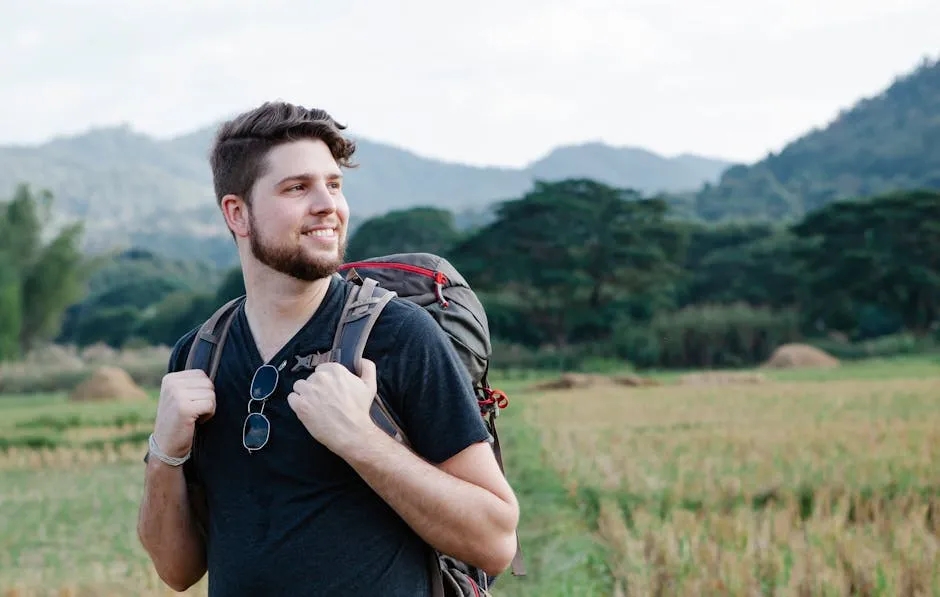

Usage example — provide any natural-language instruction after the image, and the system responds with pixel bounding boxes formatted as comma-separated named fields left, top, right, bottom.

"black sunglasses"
left=243, top=364, right=280, bottom=453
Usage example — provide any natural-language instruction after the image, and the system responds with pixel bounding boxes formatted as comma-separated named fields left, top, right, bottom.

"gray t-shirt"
left=165, top=275, right=492, bottom=596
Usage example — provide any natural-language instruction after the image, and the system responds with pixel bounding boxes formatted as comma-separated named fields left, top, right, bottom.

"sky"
left=2, top=0, right=938, bottom=168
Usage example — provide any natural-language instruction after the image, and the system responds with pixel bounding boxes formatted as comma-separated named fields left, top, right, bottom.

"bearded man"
left=136, top=101, right=520, bottom=596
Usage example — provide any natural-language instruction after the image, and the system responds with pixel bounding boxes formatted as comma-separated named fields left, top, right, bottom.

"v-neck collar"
left=238, top=275, right=342, bottom=371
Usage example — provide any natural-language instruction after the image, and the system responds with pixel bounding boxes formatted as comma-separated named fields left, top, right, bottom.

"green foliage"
left=615, top=303, right=802, bottom=369
left=805, top=332, right=939, bottom=362
left=19, top=222, right=90, bottom=351
left=792, top=189, right=940, bottom=335
left=683, top=232, right=805, bottom=309
left=133, top=291, right=218, bottom=347
left=0, top=256, right=21, bottom=360
left=215, top=266, right=246, bottom=303
left=57, top=248, right=225, bottom=348
left=3, top=177, right=939, bottom=371
left=346, top=207, right=463, bottom=262
left=451, top=179, right=686, bottom=345
left=0, top=184, right=92, bottom=358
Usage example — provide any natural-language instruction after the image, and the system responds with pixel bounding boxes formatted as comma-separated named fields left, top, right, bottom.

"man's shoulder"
left=377, top=293, right=424, bottom=324
left=370, top=294, right=439, bottom=343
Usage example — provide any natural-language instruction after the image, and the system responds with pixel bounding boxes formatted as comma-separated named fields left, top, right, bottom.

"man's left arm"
left=341, top=411, right=519, bottom=577
left=286, top=310, right=520, bottom=576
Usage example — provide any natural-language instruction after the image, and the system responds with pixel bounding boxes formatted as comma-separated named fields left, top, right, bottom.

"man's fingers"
left=187, top=397, right=216, bottom=414
left=179, top=377, right=215, bottom=391
left=287, top=392, right=303, bottom=414
left=181, top=390, right=216, bottom=403
left=170, top=369, right=212, bottom=382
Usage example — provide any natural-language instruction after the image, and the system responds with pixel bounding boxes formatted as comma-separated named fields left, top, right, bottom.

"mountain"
left=695, top=55, right=940, bottom=221
left=0, top=123, right=730, bottom=267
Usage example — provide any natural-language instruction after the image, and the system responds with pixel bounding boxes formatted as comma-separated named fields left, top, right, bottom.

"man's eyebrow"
left=275, top=172, right=344, bottom=186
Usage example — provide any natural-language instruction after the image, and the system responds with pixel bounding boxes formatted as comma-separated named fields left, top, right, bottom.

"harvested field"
left=525, top=371, right=940, bottom=595
left=2, top=357, right=939, bottom=596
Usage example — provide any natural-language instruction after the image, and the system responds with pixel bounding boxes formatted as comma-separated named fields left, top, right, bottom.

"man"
left=137, top=101, right=520, bottom=596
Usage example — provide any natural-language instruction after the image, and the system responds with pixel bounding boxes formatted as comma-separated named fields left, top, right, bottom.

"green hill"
left=0, top=124, right=730, bottom=268
left=695, top=55, right=940, bottom=221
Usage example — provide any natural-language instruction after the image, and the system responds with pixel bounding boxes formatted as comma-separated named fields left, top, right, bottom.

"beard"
left=248, top=213, right=346, bottom=282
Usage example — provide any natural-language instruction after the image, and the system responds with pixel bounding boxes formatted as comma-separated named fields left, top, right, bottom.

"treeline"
left=1, top=180, right=938, bottom=371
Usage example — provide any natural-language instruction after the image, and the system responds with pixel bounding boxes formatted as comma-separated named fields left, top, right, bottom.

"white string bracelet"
left=148, top=433, right=191, bottom=466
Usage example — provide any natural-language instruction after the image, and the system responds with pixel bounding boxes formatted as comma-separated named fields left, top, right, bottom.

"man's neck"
left=242, top=269, right=334, bottom=364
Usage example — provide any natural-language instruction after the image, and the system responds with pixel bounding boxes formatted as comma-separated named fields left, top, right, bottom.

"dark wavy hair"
left=209, top=101, right=357, bottom=207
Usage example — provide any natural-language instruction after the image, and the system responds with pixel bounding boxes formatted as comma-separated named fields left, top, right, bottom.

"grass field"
left=1, top=355, right=938, bottom=596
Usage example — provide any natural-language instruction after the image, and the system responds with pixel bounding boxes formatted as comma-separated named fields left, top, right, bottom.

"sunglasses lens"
left=243, top=413, right=270, bottom=450
left=251, top=364, right=279, bottom=401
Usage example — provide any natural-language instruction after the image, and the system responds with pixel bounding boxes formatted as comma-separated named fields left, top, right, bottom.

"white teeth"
left=306, top=229, right=335, bottom=237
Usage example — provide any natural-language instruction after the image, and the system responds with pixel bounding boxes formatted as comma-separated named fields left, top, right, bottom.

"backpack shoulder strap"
left=332, top=278, right=410, bottom=446
left=184, top=295, right=245, bottom=380
left=180, top=295, right=244, bottom=541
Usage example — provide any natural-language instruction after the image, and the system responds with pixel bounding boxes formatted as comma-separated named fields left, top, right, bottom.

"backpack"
left=183, top=252, right=526, bottom=597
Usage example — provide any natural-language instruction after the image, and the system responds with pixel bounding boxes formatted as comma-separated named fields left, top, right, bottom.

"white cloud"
left=0, top=0, right=938, bottom=167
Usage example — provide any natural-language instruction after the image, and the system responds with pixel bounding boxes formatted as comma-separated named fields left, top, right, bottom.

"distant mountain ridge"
left=0, top=123, right=732, bottom=266
left=4, top=54, right=938, bottom=267
left=695, top=54, right=940, bottom=220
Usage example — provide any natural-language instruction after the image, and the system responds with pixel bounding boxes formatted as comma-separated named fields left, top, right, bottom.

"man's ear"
left=221, top=194, right=250, bottom=238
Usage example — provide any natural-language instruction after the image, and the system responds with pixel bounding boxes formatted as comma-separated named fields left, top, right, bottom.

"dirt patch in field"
left=69, top=366, right=149, bottom=402
left=532, top=372, right=659, bottom=391
left=761, top=343, right=840, bottom=369
left=612, top=374, right=660, bottom=387
left=678, top=371, right=766, bottom=385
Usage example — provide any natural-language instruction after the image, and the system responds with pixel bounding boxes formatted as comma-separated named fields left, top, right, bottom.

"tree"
left=0, top=184, right=92, bottom=358
left=449, top=179, right=686, bottom=347
left=345, top=207, right=462, bottom=262
left=0, top=254, right=21, bottom=360
left=792, top=189, right=940, bottom=335
left=683, top=232, right=806, bottom=310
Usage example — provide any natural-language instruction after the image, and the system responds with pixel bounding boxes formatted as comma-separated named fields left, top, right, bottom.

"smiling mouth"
left=303, top=228, right=337, bottom=238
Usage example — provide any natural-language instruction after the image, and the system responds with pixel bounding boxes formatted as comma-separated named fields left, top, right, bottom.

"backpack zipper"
left=340, top=261, right=450, bottom=307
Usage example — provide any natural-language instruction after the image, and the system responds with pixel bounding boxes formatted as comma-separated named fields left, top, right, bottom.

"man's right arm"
left=137, top=363, right=217, bottom=592
left=137, top=455, right=207, bottom=591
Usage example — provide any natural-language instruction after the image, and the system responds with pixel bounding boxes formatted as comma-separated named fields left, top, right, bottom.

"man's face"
left=245, top=138, right=350, bottom=281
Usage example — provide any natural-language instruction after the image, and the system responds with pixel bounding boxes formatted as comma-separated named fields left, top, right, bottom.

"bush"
left=613, top=303, right=802, bottom=369
left=806, top=332, right=939, bottom=360
left=489, top=340, right=631, bottom=375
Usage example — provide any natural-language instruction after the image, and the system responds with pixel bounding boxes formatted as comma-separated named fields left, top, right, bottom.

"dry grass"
left=3, top=358, right=939, bottom=595
left=596, top=493, right=939, bottom=596
left=527, top=375, right=940, bottom=595
left=529, top=378, right=940, bottom=497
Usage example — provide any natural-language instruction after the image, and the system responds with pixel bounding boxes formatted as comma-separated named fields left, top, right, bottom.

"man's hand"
left=152, top=370, right=217, bottom=459
left=286, top=360, right=378, bottom=455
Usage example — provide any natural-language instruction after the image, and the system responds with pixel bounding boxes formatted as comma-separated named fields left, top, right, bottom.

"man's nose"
left=308, top=182, right=337, bottom=213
